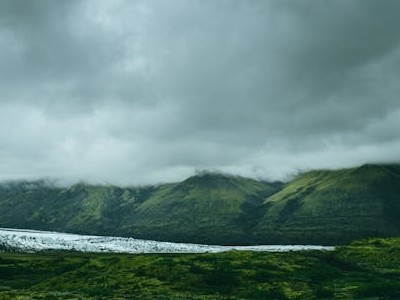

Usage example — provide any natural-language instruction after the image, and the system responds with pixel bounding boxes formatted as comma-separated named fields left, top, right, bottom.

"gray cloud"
left=1, top=0, right=400, bottom=185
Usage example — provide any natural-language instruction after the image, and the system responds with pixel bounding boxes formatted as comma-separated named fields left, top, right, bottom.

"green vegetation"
left=1, top=238, right=400, bottom=299
left=256, top=164, right=400, bottom=244
left=0, top=173, right=281, bottom=245
left=1, top=164, right=400, bottom=245
left=129, top=173, right=279, bottom=244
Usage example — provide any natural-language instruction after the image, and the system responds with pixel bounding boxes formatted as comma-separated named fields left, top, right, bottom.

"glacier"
left=0, top=228, right=334, bottom=254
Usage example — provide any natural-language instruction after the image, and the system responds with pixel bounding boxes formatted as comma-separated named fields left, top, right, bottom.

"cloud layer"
left=1, top=0, right=400, bottom=185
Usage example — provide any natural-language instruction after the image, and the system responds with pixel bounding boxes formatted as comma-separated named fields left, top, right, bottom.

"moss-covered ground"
left=0, top=237, right=400, bottom=299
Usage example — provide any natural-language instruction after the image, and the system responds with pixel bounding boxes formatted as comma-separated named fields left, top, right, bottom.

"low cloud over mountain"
left=1, top=0, right=400, bottom=184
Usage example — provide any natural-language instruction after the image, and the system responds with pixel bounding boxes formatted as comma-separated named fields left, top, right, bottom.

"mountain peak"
left=352, top=163, right=400, bottom=177
left=180, top=171, right=237, bottom=189
left=0, top=179, right=56, bottom=190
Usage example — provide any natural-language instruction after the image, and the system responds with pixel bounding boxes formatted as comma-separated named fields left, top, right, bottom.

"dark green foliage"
left=278, top=197, right=303, bottom=222
left=203, top=259, right=242, bottom=296
left=1, top=238, right=400, bottom=299
left=235, top=194, right=270, bottom=235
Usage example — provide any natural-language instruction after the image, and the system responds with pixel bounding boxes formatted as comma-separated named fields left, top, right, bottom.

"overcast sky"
left=1, top=0, right=400, bottom=185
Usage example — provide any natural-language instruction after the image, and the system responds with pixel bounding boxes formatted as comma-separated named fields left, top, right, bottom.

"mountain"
left=254, top=164, right=400, bottom=244
left=0, top=173, right=281, bottom=245
left=0, top=164, right=400, bottom=245
left=127, top=173, right=281, bottom=244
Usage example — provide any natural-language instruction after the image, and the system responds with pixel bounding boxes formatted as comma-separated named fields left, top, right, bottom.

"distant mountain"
left=1, top=165, right=400, bottom=245
left=0, top=173, right=281, bottom=245
left=254, top=164, right=400, bottom=244
left=128, top=173, right=280, bottom=244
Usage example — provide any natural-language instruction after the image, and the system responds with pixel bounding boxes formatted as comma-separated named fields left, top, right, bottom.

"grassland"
left=1, top=238, right=400, bottom=299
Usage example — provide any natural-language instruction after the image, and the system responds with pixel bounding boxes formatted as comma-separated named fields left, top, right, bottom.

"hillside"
left=0, top=180, right=159, bottom=237
left=0, top=173, right=281, bottom=245
left=255, top=164, right=400, bottom=244
left=128, top=173, right=280, bottom=244
left=0, top=164, right=400, bottom=245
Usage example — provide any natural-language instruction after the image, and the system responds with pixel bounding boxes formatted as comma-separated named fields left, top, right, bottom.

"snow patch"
left=0, top=228, right=334, bottom=254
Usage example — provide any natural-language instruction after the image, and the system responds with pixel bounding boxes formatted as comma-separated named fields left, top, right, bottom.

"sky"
left=1, top=0, right=400, bottom=185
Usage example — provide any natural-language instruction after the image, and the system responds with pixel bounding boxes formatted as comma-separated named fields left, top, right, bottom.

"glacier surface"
left=0, top=228, right=334, bottom=254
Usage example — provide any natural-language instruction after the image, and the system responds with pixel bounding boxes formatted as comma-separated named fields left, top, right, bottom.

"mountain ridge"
left=1, top=164, right=400, bottom=245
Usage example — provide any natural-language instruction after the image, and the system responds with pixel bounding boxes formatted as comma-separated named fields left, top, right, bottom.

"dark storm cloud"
left=1, top=0, right=400, bottom=184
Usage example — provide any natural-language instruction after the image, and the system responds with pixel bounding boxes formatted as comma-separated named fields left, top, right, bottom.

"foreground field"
left=1, top=238, right=400, bottom=299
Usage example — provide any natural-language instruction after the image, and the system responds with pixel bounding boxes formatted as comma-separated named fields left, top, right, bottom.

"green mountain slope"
left=0, top=180, right=158, bottom=236
left=0, top=164, right=400, bottom=245
left=126, top=173, right=280, bottom=244
left=255, top=164, right=400, bottom=244
left=0, top=173, right=281, bottom=245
